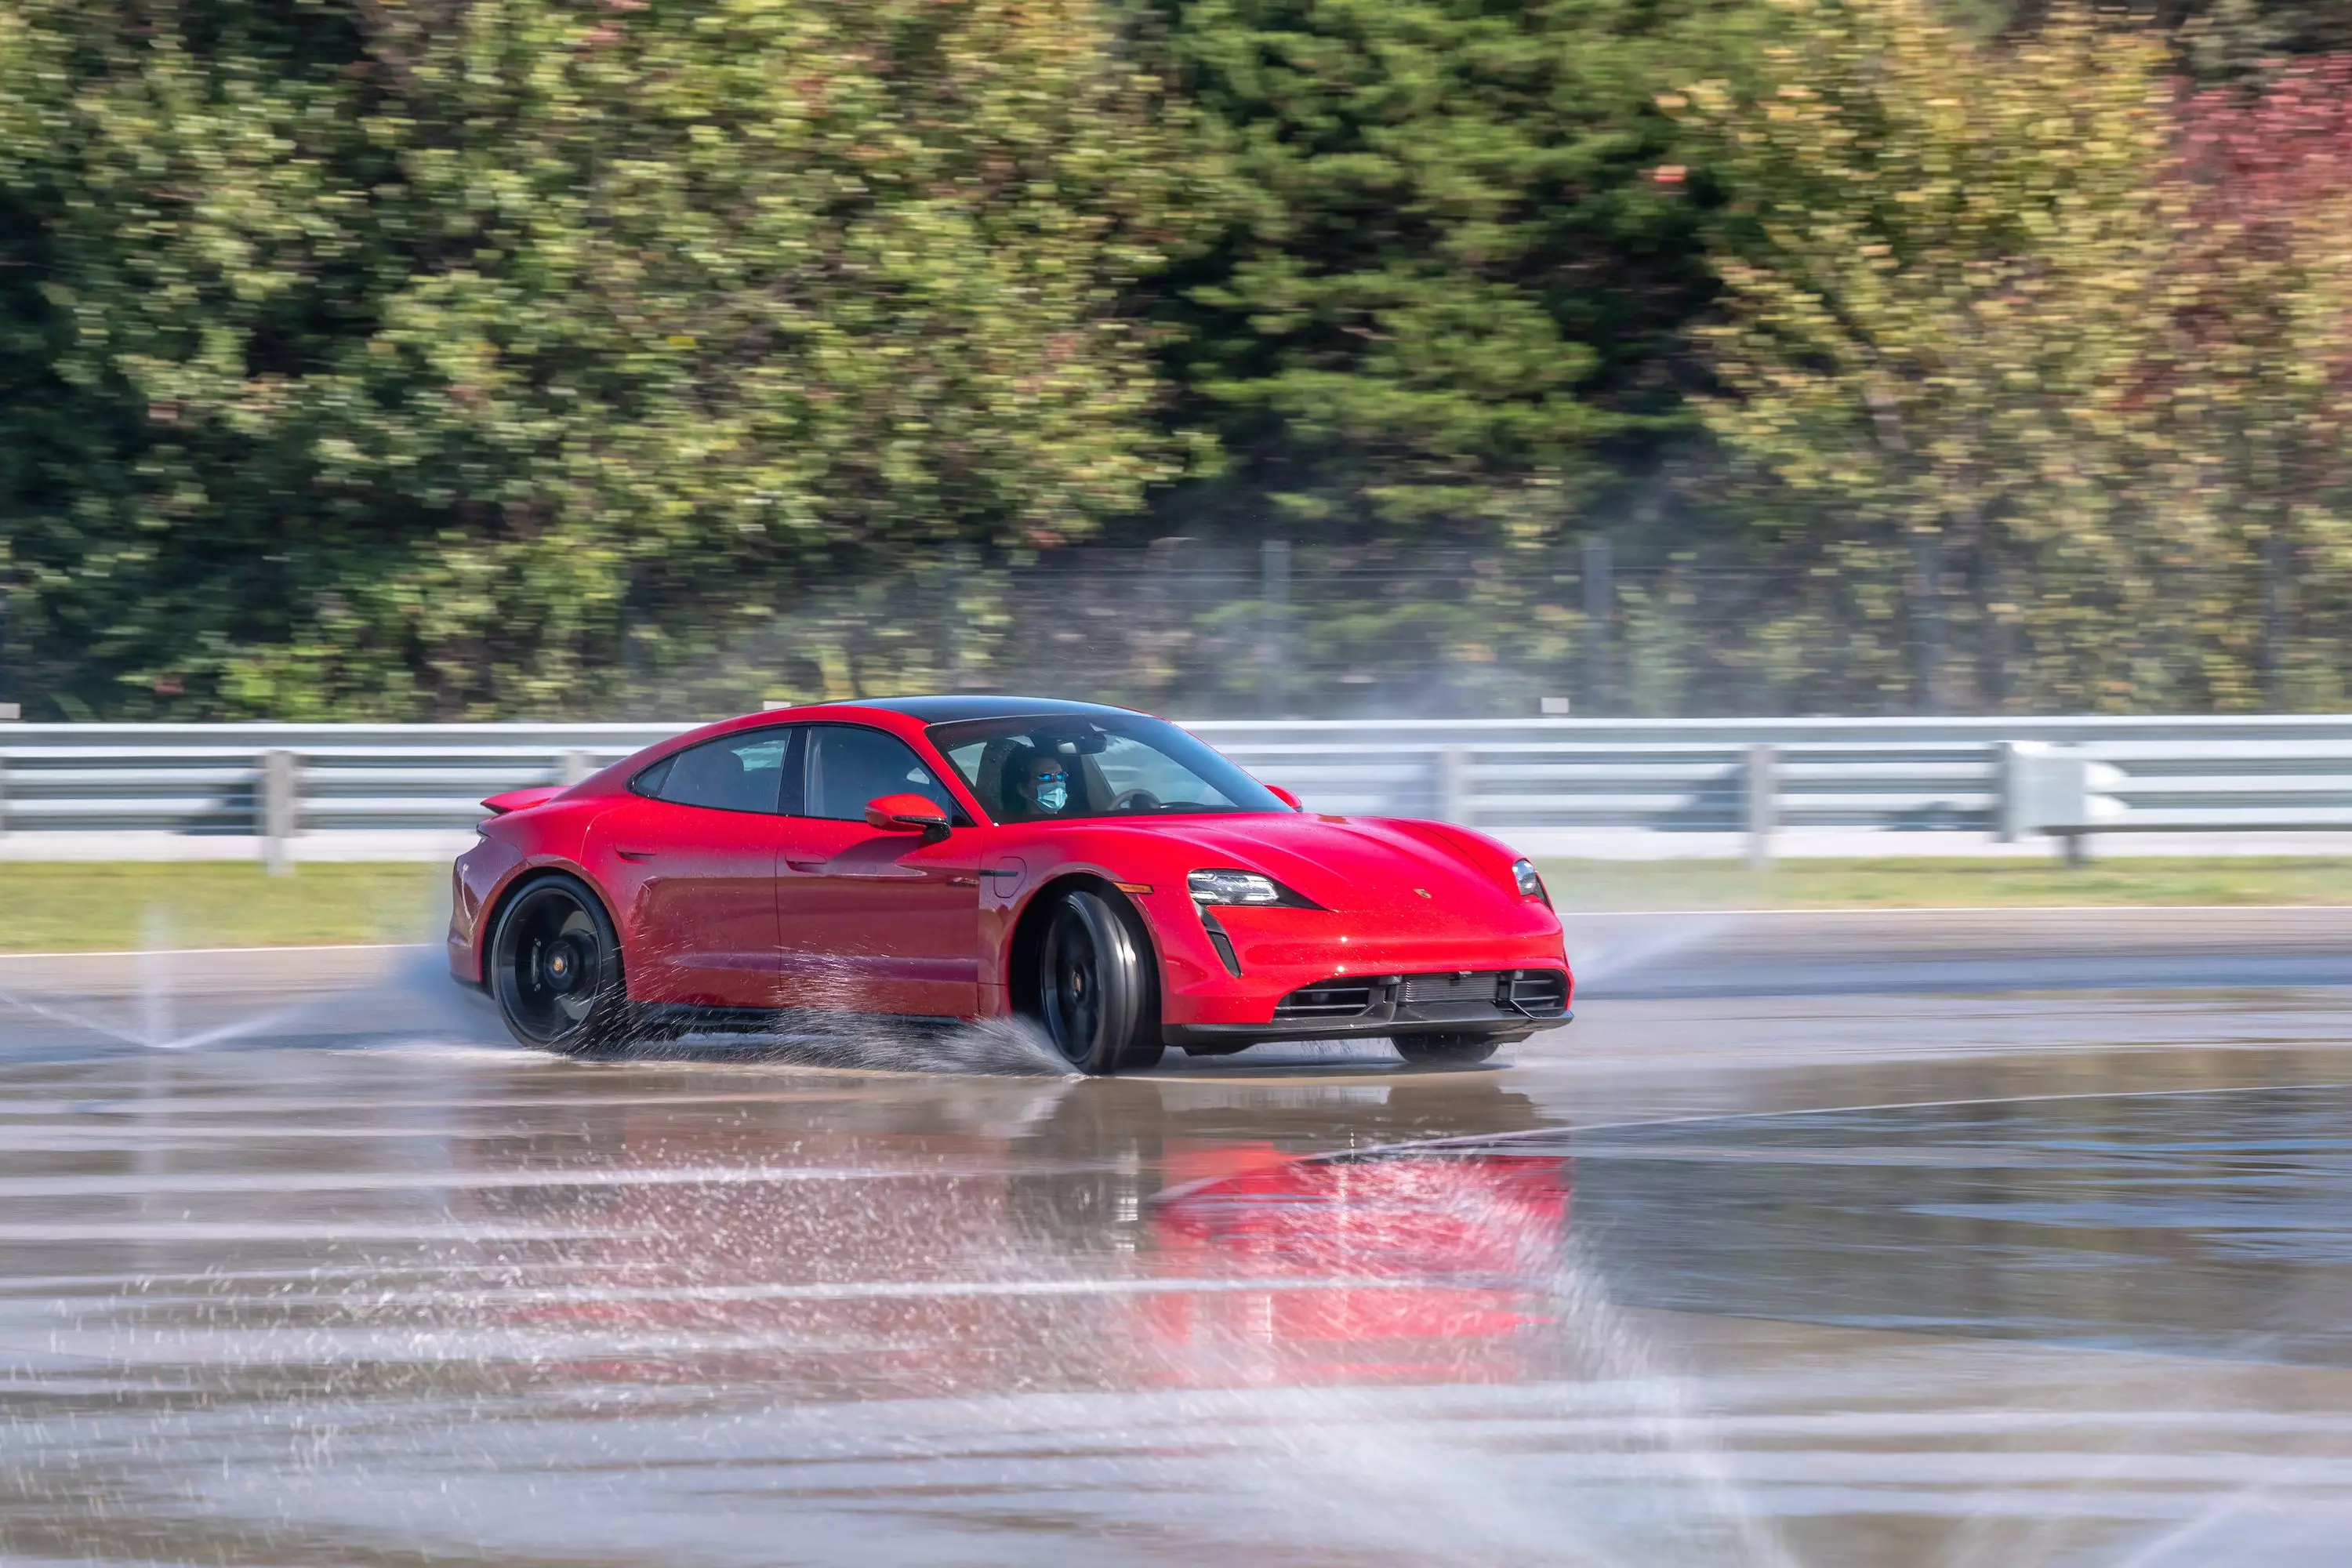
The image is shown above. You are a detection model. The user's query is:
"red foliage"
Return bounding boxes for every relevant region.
[2165,56,2352,408]
[2176,56,2352,264]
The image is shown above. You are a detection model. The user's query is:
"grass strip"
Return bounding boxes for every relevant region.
[1537,855,2352,911]
[0,863,445,952]
[0,855,2343,953]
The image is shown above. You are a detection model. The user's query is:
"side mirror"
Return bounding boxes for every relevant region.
[1267,784,1303,811]
[865,793,953,838]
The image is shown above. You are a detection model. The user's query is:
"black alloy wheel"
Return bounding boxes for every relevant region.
[489,874,632,1054]
[1393,1033,1501,1068]
[1037,889,1164,1074]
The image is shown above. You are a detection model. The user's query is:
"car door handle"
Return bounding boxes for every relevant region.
[615,849,658,862]
[784,858,826,873]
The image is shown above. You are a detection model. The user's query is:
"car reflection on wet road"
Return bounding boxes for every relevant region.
[7,911,2352,1566]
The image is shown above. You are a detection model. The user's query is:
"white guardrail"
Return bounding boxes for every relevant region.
[2,715,2352,864]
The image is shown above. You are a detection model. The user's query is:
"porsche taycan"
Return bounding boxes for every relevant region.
[448,698,1573,1072]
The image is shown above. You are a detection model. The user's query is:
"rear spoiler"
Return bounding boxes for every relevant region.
[481,785,568,816]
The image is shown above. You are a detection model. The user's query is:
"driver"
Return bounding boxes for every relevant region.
[1012,750,1074,818]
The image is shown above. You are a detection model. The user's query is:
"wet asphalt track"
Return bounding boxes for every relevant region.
[6,908,2352,1566]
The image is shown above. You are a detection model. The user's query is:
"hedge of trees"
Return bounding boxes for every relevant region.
[3,0,2350,717]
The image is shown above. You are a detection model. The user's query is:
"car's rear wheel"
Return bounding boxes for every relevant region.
[1393,1033,1501,1068]
[490,874,633,1054]
[1036,889,1164,1074]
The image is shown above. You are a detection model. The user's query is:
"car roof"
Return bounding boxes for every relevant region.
[850,695,1152,724]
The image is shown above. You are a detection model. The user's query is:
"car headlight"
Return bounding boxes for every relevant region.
[1189,869,1288,906]
[1512,858,1551,906]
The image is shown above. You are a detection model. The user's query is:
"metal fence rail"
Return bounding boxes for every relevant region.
[2,716,2351,863]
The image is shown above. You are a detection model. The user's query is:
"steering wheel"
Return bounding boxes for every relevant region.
[1109,789,1162,814]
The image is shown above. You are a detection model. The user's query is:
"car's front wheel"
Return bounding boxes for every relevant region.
[1036,889,1164,1074]
[1393,1033,1501,1068]
[489,873,633,1054]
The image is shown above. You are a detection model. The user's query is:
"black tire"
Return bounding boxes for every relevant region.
[1393,1033,1501,1069]
[488,874,634,1054]
[1036,889,1164,1074]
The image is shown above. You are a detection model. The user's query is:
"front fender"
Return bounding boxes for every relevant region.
[980,850,1214,1014]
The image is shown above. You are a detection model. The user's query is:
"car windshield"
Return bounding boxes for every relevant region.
[927,713,1287,823]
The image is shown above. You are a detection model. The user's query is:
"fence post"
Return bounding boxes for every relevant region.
[1436,748,1472,826]
[561,748,596,786]
[946,543,974,691]
[1260,537,1291,720]
[1581,535,1613,715]
[260,750,297,877]
[1911,531,1947,714]
[1746,744,1777,871]
[1994,740,2028,843]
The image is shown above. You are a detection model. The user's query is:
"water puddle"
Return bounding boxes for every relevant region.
[5,927,2352,1563]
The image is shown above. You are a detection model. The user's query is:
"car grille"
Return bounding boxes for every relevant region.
[1273,982,1377,1020]
[1272,970,1569,1025]
[1399,973,1486,1004]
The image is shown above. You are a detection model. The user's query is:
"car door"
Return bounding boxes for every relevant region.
[584,728,796,1007]
[775,723,983,1019]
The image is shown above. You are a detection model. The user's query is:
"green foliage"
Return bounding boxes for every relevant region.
[0,0,1190,718]
[1159,0,1735,537]
[7,0,2352,720]
[1670,2,2352,713]
[1675,0,2238,712]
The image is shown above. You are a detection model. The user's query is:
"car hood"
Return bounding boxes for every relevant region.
[1086,813,1527,925]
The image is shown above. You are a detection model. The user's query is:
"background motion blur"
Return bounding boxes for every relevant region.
[6,0,2352,722]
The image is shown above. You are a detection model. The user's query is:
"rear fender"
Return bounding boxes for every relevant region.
[450,797,618,985]
[463,856,623,985]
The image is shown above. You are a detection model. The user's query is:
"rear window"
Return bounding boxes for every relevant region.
[635,731,793,814]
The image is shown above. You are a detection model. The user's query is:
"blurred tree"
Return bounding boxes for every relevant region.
[0,0,1191,718]
[2010,0,2352,74]
[1154,0,1749,541]
[2158,56,2352,705]
[1673,0,2221,713]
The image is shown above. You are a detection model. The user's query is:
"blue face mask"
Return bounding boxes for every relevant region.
[1035,772,1068,812]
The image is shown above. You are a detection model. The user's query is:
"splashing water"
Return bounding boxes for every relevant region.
[0,931,435,1058]
[1141,1146,1802,1566]
[1,924,1081,1076]
[642,1011,1081,1078]
[1559,911,1747,993]
[136,906,176,1047]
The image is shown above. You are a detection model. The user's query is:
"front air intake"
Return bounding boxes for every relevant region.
[1274,982,1377,1020]
[1503,971,1570,1016]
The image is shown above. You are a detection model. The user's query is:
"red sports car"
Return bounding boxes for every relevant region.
[447,697,1573,1072]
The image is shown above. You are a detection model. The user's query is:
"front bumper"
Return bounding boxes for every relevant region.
[1161,965,1572,1047]
[1165,1009,1572,1049]
[1138,892,1573,1033]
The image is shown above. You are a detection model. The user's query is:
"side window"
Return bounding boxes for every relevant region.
[648,731,794,814]
[803,725,958,823]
